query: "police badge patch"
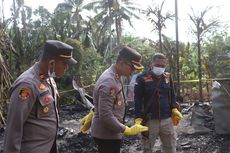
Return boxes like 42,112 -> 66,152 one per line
43,106 -> 49,113
109,87 -> 116,96
44,96 -> 50,103
19,87 -> 31,101
117,101 -> 122,106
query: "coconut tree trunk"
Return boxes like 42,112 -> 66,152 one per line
197,32 -> 203,102
115,17 -> 122,45
159,28 -> 163,53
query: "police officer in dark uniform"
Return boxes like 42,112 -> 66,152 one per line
3,40 -> 77,153
89,46 -> 148,153
134,53 -> 182,153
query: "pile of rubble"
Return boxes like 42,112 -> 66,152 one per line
0,102 -> 230,153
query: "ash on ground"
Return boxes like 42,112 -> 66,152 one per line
0,102 -> 230,153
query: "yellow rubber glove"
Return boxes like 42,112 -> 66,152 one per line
123,124 -> 148,136
135,118 -> 143,125
172,108 -> 183,120
80,111 -> 94,132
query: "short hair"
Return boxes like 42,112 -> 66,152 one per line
152,53 -> 166,62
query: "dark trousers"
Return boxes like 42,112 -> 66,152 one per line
50,141 -> 59,153
93,137 -> 122,153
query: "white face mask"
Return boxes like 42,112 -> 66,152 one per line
48,60 -> 56,78
152,66 -> 165,75
48,69 -> 56,78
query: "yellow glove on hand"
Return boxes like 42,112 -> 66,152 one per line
123,124 -> 148,136
80,111 -> 94,132
135,118 -> 143,125
172,108 -> 183,120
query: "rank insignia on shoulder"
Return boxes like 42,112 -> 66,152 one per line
19,87 -> 31,100
109,87 -> 116,96
43,106 -> 49,113
39,83 -> 46,90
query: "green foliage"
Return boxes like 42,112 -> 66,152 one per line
87,0 -> 143,55
0,29 -> 12,127
3,0 -> 230,104
179,42 -> 198,80
203,35 -> 230,78
81,47 -> 109,86
64,38 -> 110,87
65,38 -> 83,75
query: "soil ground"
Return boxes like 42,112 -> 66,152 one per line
0,102 -> 230,153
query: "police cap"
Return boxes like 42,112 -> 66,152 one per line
43,40 -> 77,65
118,46 -> 144,70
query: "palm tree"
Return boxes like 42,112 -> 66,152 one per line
87,0 -> 142,56
111,0 -> 142,45
9,0 -> 33,74
33,6 -> 53,42
146,0 -> 174,53
53,0 -> 94,40
188,6 -> 219,102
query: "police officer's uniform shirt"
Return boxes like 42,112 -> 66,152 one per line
91,64 -> 126,140
4,63 -> 58,153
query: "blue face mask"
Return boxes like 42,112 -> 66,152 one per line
152,66 -> 165,75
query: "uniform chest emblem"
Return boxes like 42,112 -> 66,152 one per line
19,87 -> 31,101
110,87 -> 116,96
43,106 -> 49,113
116,95 -> 123,106
117,101 -> 122,106
44,96 -> 50,103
